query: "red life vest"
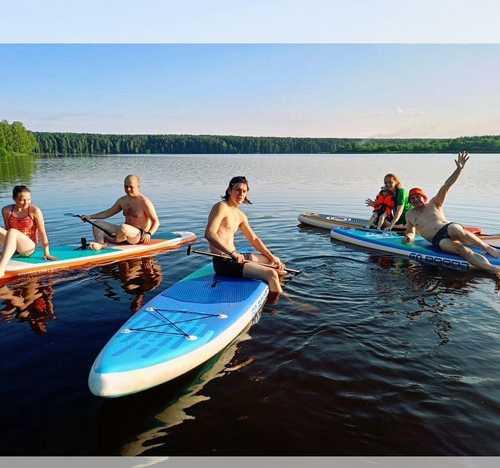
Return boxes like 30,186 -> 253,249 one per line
373,192 -> 395,215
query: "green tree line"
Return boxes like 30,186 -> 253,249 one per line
0,120 -> 38,157
34,132 -> 500,155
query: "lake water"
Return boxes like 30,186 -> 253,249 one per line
1,153 -> 499,456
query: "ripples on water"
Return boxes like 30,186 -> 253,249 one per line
0,154 -> 499,455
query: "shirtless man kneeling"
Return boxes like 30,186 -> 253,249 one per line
205,176 -> 286,302
82,175 -> 160,250
405,151 -> 500,278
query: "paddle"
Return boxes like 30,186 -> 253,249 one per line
64,213 -> 116,239
186,246 -> 302,276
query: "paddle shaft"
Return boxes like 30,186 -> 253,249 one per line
187,247 -> 301,275
65,213 -> 116,238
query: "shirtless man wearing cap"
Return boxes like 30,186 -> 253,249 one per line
404,151 -> 500,278
81,175 -> 160,251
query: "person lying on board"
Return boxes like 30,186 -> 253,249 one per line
366,173 -> 411,231
205,176 -> 286,303
366,186 -> 396,229
0,185 -> 56,278
81,175 -> 160,251
404,151 -> 500,278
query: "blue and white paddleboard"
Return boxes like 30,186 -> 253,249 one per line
331,227 -> 500,271
88,262 -> 269,397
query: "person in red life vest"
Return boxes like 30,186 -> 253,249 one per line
0,185 -> 57,278
367,187 -> 396,229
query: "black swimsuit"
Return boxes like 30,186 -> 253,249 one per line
431,222 -> 461,249
213,253 -> 252,278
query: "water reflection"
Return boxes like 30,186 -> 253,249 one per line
99,256 -> 163,313
120,331 -> 253,456
0,278 -> 55,335
0,153 -> 37,192
365,252 -> 483,345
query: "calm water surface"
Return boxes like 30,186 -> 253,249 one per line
0,153 -> 499,455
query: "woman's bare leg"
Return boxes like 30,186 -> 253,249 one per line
0,228 -> 36,277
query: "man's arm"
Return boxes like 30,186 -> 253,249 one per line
432,151 -> 469,209
404,213 -> 416,244
204,203 -> 235,257
143,198 -> 160,236
240,215 -> 282,266
85,199 -> 123,219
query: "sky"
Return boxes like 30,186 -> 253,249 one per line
1,1 -> 500,138
2,0 -> 500,43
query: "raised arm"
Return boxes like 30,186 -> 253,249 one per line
432,151 -> 469,209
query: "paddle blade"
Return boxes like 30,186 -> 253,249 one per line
186,245 -> 192,256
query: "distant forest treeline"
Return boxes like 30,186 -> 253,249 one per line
35,132 -> 500,154
0,120 -> 37,156
2,122 -> 500,156
34,132 -> 500,155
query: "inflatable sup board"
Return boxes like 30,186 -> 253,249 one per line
0,231 -> 196,282
331,227 -> 500,271
89,262 -> 269,397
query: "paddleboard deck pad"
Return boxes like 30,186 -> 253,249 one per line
331,227 -> 500,271
1,231 -> 196,282
89,262 -> 269,397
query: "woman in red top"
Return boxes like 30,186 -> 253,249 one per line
0,185 -> 56,278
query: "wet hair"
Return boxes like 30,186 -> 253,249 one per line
222,176 -> 252,204
384,173 -> 402,189
12,185 -> 31,199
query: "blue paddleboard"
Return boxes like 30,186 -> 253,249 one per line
331,227 -> 500,271
88,262 -> 269,397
